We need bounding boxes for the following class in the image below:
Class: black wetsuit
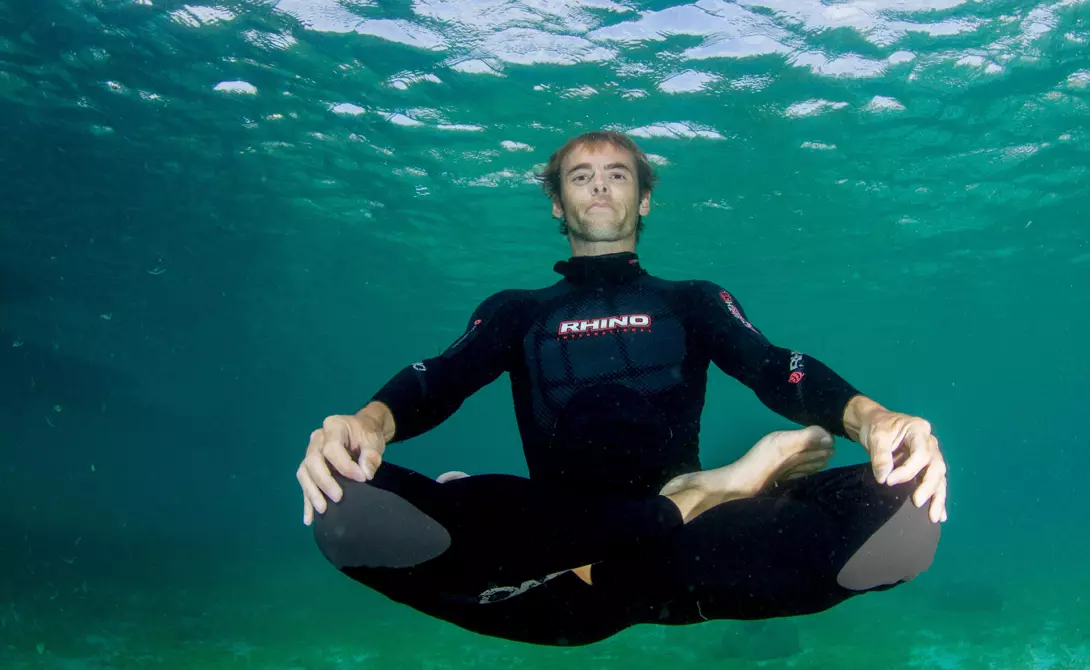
[312,252,941,646]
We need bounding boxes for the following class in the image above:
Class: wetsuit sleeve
[369,290,522,443]
[691,281,862,438]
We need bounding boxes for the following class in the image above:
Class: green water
[2,0,1088,668]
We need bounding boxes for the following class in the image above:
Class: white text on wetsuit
[557,314,651,335]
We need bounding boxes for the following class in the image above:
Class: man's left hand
[859,409,948,524]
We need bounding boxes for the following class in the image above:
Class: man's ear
[638,192,651,216]
[552,197,565,219]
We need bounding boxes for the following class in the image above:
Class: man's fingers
[887,426,933,484]
[912,456,947,511]
[866,416,914,484]
[930,478,948,523]
[325,439,366,482]
[860,414,949,521]
[907,473,945,526]
[297,465,329,516]
[358,448,383,480]
[354,427,386,480]
[872,422,915,484]
[870,443,895,484]
[296,415,388,527]
[303,494,314,526]
[323,416,355,454]
[304,446,343,504]
[917,475,946,523]
[886,445,930,486]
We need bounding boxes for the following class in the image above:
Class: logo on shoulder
[718,290,759,334]
[788,351,805,384]
[557,313,652,339]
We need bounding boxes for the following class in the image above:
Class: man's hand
[296,403,394,526]
[846,397,948,524]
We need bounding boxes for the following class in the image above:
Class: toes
[781,426,833,456]
[804,425,834,447]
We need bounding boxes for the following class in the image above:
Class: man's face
[552,142,650,244]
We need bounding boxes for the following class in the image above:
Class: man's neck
[568,238,636,257]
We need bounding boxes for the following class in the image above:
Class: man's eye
[611,172,627,180]
[572,174,588,182]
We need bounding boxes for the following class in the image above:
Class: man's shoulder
[472,281,564,312]
[642,275,751,313]
[472,287,527,313]
[643,274,724,295]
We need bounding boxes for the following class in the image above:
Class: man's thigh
[591,464,940,623]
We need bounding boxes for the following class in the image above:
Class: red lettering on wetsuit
[719,291,759,333]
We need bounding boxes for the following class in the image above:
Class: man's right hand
[297,410,389,526]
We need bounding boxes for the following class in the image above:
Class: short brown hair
[537,130,657,238]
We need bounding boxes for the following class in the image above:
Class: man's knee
[313,475,451,570]
[836,493,941,591]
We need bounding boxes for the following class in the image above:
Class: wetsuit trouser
[312,462,941,647]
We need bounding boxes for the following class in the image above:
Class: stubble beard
[564,207,633,243]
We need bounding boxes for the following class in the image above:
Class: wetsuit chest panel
[523,285,688,437]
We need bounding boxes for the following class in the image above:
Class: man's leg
[311,460,687,644]
[311,428,840,644]
[570,426,840,584]
[315,426,835,590]
[590,461,942,625]
[313,461,687,586]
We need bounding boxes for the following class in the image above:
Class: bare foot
[659,426,835,523]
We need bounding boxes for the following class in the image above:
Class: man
[297,131,948,647]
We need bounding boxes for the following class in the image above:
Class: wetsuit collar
[554,251,645,285]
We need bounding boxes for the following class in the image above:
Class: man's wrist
[357,401,396,442]
[841,394,886,446]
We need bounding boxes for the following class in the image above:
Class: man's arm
[366,290,523,444]
[692,281,949,522]
[691,281,864,440]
